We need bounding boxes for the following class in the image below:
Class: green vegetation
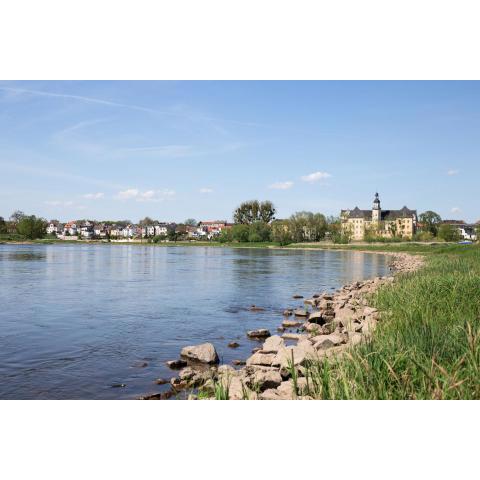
[293,244,480,399]
[233,200,276,224]
[419,210,442,236]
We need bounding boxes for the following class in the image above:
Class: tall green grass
[302,245,480,399]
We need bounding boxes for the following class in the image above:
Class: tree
[9,210,26,223]
[287,211,327,242]
[16,215,47,240]
[0,216,7,234]
[419,211,442,236]
[438,224,461,242]
[248,222,271,242]
[184,218,197,227]
[138,217,154,227]
[271,220,293,245]
[233,200,276,224]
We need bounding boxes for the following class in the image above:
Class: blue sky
[1,81,479,223]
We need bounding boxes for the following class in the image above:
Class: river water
[0,244,390,399]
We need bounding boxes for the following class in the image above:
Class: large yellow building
[341,193,417,241]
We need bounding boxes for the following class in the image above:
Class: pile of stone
[144,252,423,400]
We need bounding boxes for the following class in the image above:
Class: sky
[1,80,479,223]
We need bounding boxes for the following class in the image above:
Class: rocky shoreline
[141,252,424,400]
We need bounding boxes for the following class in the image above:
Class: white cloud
[269,181,294,190]
[451,207,462,214]
[447,169,459,176]
[115,188,175,202]
[83,192,104,199]
[199,187,214,194]
[44,200,74,207]
[301,171,332,183]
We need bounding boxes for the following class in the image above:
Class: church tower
[372,192,381,223]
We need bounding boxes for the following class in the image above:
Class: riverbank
[146,244,480,400]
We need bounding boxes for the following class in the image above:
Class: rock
[282,319,303,328]
[277,326,286,332]
[247,329,271,339]
[272,344,313,368]
[180,343,219,364]
[260,388,282,400]
[363,306,378,316]
[131,361,148,368]
[307,311,328,325]
[262,335,285,353]
[232,359,246,366]
[166,359,187,369]
[154,378,169,385]
[281,333,308,341]
[178,367,196,381]
[249,370,282,391]
[361,317,377,336]
[140,390,174,400]
[111,383,126,388]
[312,294,320,299]
[228,342,240,348]
[349,332,363,346]
[304,298,317,306]
[292,295,304,299]
[283,309,293,316]
[246,352,276,367]
[294,308,309,317]
[218,364,235,375]
[249,305,265,312]
[313,333,345,350]
[170,377,188,390]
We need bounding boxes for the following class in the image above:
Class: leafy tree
[271,220,293,246]
[138,217,155,227]
[231,224,251,242]
[248,222,271,242]
[9,210,26,223]
[184,218,197,227]
[0,216,7,234]
[16,215,47,240]
[438,224,461,242]
[419,211,442,236]
[167,228,179,242]
[233,200,276,224]
[288,211,327,242]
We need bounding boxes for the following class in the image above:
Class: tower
[372,192,381,223]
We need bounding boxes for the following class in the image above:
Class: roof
[342,206,417,220]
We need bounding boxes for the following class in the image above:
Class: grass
[298,244,480,399]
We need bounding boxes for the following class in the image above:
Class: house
[46,220,61,235]
[442,220,478,241]
[341,193,417,241]
[121,224,136,238]
[63,221,78,236]
[78,221,94,239]
[198,221,233,238]
[142,223,169,237]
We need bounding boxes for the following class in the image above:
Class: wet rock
[283,309,293,317]
[170,377,188,390]
[181,343,219,364]
[304,298,317,306]
[247,329,271,339]
[292,295,304,299]
[251,347,262,354]
[294,308,309,317]
[154,378,169,385]
[228,342,240,348]
[282,319,303,328]
[111,383,126,388]
[277,326,286,332]
[140,390,175,400]
[232,359,246,366]
[281,333,309,341]
[132,361,148,368]
[166,359,187,369]
[249,305,265,312]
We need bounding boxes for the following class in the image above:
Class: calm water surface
[0,244,389,399]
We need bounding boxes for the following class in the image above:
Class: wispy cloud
[0,86,159,115]
[115,188,175,202]
[451,207,462,214]
[268,181,294,190]
[301,171,332,183]
[199,187,214,194]
[44,200,73,207]
[83,192,104,200]
[447,169,459,176]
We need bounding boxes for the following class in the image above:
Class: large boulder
[246,352,276,366]
[282,319,303,328]
[262,335,285,353]
[248,369,282,391]
[294,308,309,317]
[180,343,219,364]
[312,333,345,350]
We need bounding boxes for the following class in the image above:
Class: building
[198,221,233,238]
[46,220,61,235]
[341,193,417,241]
[441,220,477,241]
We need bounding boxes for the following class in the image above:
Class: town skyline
[1,81,480,223]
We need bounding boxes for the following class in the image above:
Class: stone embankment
[142,252,423,400]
